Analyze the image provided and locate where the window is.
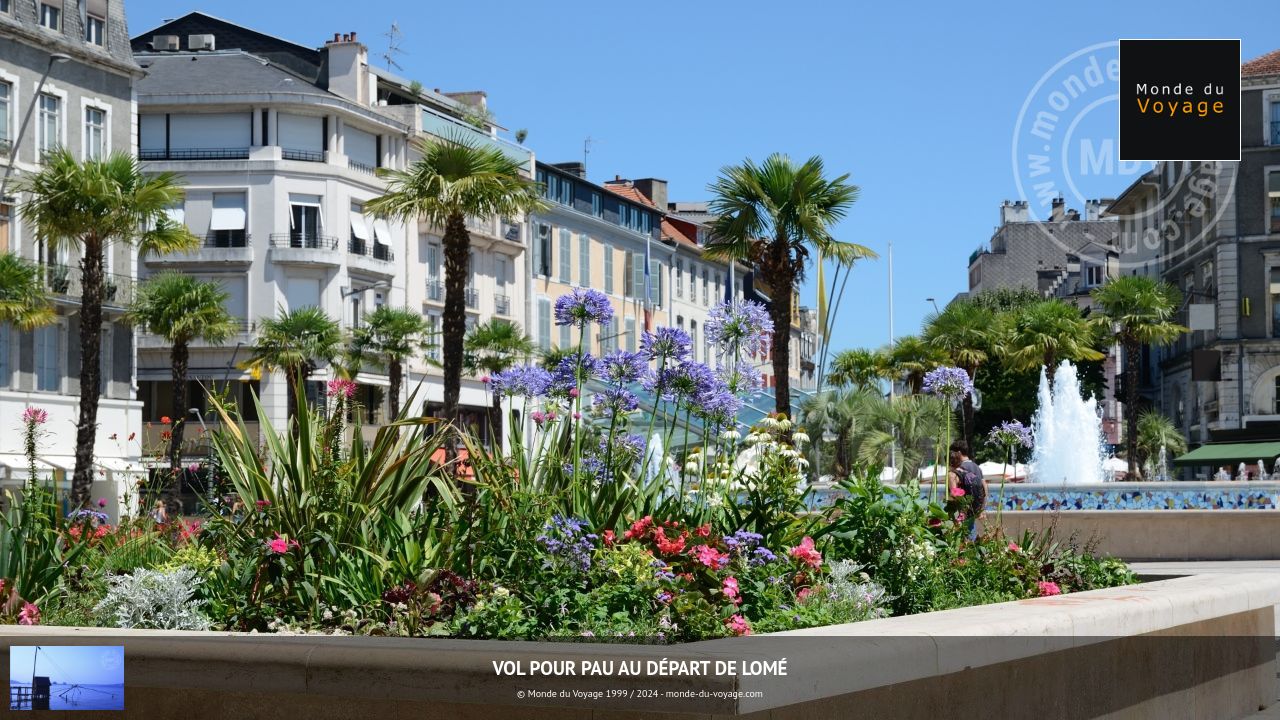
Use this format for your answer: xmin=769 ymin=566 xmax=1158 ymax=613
xmin=99 ymin=327 xmax=110 ymax=396
xmin=0 ymin=0 xmax=9 ymax=13
xmin=543 ymin=173 xmax=573 ymax=206
xmin=675 ymin=259 xmax=683 ymax=298
xmin=289 ymin=196 xmax=323 ymax=246
xmin=211 ymin=193 xmax=247 ymax=247
xmin=495 ymin=256 xmax=508 ymax=292
xmin=1274 ymin=376 xmax=1280 ymax=415
xmin=582 ymin=323 xmax=591 ymax=353
xmin=1271 ymin=268 xmax=1280 ymax=338
xmin=626 ymin=251 xmax=645 ymax=299
xmin=648 ymin=260 xmax=663 ymax=307
xmin=559 ymin=320 xmax=570 ymax=349
xmin=38 ymin=94 xmax=60 ymax=155
xmin=1271 ymin=100 xmax=1280 ymax=145
xmin=1201 ymin=260 xmax=1214 ymax=291
xmin=591 ymin=191 xmax=602 ymax=218
xmin=690 ymin=320 xmax=698 ymax=362
xmin=85 ymin=10 xmax=105 ymax=46
xmin=1269 ymin=171 xmax=1280 ymax=234
xmin=0 ymin=202 xmax=9 ymax=254
xmin=558 ymin=229 xmax=571 ymax=282
xmin=715 ymin=272 xmax=721 ymax=303
xmin=537 ymin=297 xmax=551 ymax=351
xmin=1084 ymin=264 xmax=1104 ymax=287
xmin=425 ymin=313 xmax=440 ymax=361
xmin=38 ymin=1 xmax=60 ymax=30
xmin=579 ymin=234 xmax=590 ymax=286
xmin=603 ymin=244 xmax=613 ymax=294
xmin=84 ymin=106 xmax=106 ymax=159
xmin=625 ymin=317 xmax=636 ymax=352
xmin=350 ymin=295 xmax=362 ymax=330
xmin=533 ymin=224 xmax=552 ymax=277
xmin=701 ymin=268 xmax=709 ymax=305
xmin=35 ymin=324 xmax=59 ymax=391
xmin=0 ymin=81 xmax=10 ymax=149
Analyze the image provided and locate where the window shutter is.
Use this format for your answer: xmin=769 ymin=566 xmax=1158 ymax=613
xmin=604 ymin=245 xmax=613 ymax=294
xmin=559 ymin=323 xmax=570 ymax=349
xmin=625 ymin=317 xmax=636 ymax=352
xmin=582 ymin=324 xmax=591 ymax=353
xmin=559 ymin=229 xmax=571 ymax=282
xmin=633 ymin=252 xmax=645 ymax=300
xmin=650 ymin=260 xmax=663 ymax=307
xmin=579 ymin=234 xmax=590 ymax=286
xmin=538 ymin=298 xmax=550 ymax=350
xmin=623 ymin=252 xmax=633 ymax=297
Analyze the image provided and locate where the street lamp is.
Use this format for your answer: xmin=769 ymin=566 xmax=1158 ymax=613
xmin=0 ymin=52 xmax=72 ymax=202
xmin=341 ymin=279 xmax=391 ymax=299
xmin=926 ymin=297 xmax=941 ymax=314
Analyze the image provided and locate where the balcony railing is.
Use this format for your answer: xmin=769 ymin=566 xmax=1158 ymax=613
xmin=282 ymin=148 xmax=324 ymax=162
xmin=139 ymin=147 xmax=251 ymax=161
xmin=269 ymin=232 xmax=338 ymax=250
xmin=43 ymin=264 xmax=133 ymax=307
xmin=348 ymin=237 xmax=394 ymax=261
xmin=465 ymin=287 xmax=479 ymax=309
xmin=502 ymin=219 xmax=522 ymax=243
xmin=494 ymin=293 xmax=510 ymax=316
xmin=204 ymin=231 xmax=249 ymax=248
xmin=348 ymin=158 xmax=375 ymax=175
xmin=426 ymin=279 xmax=443 ymax=302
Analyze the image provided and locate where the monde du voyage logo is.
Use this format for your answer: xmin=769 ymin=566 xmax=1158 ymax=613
xmin=1119 ymin=39 xmax=1241 ymax=161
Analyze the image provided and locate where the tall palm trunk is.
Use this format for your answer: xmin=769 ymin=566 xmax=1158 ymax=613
xmin=441 ymin=212 xmax=471 ymax=456
xmin=489 ymin=393 xmax=502 ymax=450
xmin=1044 ymin=350 xmax=1058 ymax=387
xmin=71 ymin=243 xmax=104 ymax=509
xmin=167 ymin=341 xmax=189 ymax=512
xmin=388 ymin=357 xmax=402 ymax=419
xmin=284 ymin=367 xmax=298 ymax=422
xmin=1123 ymin=337 xmax=1141 ymax=479
xmin=765 ymin=253 xmax=793 ymax=418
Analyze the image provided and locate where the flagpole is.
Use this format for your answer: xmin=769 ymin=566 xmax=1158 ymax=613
xmin=888 ymin=242 xmax=897 ymax=473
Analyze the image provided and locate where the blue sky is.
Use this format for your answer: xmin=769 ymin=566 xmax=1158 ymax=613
xmin=126 ymin=1 xmax=1277 ymax=353
xmin=9 ymin=645 xmax=124 ymax=685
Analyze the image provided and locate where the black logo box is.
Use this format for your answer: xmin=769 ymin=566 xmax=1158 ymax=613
xmin=1119 ymin=39 xmax=1240 ymax=162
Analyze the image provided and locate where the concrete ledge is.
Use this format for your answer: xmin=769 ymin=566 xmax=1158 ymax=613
xmin=986 ymin=510 xmax=1280 ymax=560
xmin=3 ymin=574 xmax=1279 ymax=718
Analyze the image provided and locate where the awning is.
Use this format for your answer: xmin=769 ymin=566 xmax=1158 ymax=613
xmin=1174 ymin=441 xmax=1280 ymax=466
xmin=0 ymin=454 xmax=53 ymax=472
xmin=95 ymin=457 xmax=144 ymax=474
xmin=349 ymin=211 xmax=370 ymax=240
xmin=373 ymin=219 xmax=393 ymax=245
xmin=210 ymin=195 xmax=247 ymax=231
xmin=40 ymin=456 xmax=77 ymax=472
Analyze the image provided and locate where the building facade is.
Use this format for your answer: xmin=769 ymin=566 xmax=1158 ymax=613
xmin=1109 ymin=50 xmax=1280 ymax=469
xmin=130 ymin=13 xmax=529 ymax=459
xmin=0 ymin=0 xmax=144 ymax=506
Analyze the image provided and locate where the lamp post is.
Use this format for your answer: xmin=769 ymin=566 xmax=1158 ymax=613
xmin=926 ymin=297 xmax=940 ymax=314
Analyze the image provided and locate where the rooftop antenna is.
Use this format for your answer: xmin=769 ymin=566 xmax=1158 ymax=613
xmin=381 ymin=22 xmax=404 ymax=72
xmin=583 ymin=135 xmax=599 ymax=167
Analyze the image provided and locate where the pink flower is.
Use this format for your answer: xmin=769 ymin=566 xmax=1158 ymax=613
xmin=724 ymin=614 xmax=751 ymax=636
xmin=17 ymin=602 xmax=40 ymax=626
xmin=160 ymin=415 xmax=172 ymax=425
xmin=950 ymin=486 xmax=966 ymax=497
xmin=722 ymin=577 xmax=741 ymax=605
xmin=569 ymin=388 xmax=580 ymax=398
xmin=481 ymin=375 xmax=491 ymax=384
xmin=326 ymin=378 xmax=357 ymax=399
xmin=693 ymin=544 xmax=729 ymax=568
xmin=955 ymin=512 xmax=966 ymax=523
xmin=572 ymin=412 xmax=581 ymax=420
xmin=255 ymin=499 xmax=271 ymax=509
xmin=1037 ymin=581 xmax=1061 ymax=597
xmin=1008 ymin=542 xmax=1021 ymax=552
xmin=97 ymin=498 xmax=107 ymax=508
xmin=267 ymin=532 xmax=299 ymax=555
xmin=789 ymin=537 xmax=823 ymax=570
xmin=187 ymin=463 xmax=200 ymax=474
xmin=797 ymin=587 xmax=813 ymax=603
xmin=22 ymin=407 xmax=48 ymax=425
xmin=531 ymin=410 xmax=547 ymax=425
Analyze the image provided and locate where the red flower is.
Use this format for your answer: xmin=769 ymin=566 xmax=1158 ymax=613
xmin=694 ymin=524 xmax=712 ymax=538
xmin=624 ymin=516 xmax=653 ymax=541
xmin=693 ymin=544 xmax=728 ymax=568
xmin=928 ymin=518 xmax=942 ymax=527
xmin=1008 ymin=542 xmax=1021 ymax=552
xmin=127 ymin=432 xmax=136 ymax=441
xmin=1037 ymin=581 xmax=1062 ymax=597
xmin=602 ymin=530 xmax=616 ymax=547
xmin=653 ymin=527 xmax=686 ymax=555
xmin=161 ymin=416 xmax=171 ymax=425
xmin=950 ymin=486 xmax=966 ymax=497
xmin=267 ymin=532 xmax=300 ymax=555
xmin=788 ymin=537 xmax=823 ymax=570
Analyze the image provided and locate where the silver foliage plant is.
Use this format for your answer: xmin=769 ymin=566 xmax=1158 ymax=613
xmin=825 ymin=559 xmax=892 ymax=619
xmin=93 ymin=566 xmax=212 ymax=631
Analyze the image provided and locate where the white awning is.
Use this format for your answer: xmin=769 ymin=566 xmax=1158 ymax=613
xmin=95 ymin=457 xmax=144 ymax=474
xmin=40 ymin=456 xmax=77 ymax=472
xmin=353 ymin=371 xmax=390 ymax=388
xmin=350 ymin=211 xmax=370 ymax=240
xmin=373 ymin=219 xmax=393 ymax=245
xmin=0 ymin=454 xmax=53 ymax=471
xmin=210 ymin=194 xmax=247 ymax=231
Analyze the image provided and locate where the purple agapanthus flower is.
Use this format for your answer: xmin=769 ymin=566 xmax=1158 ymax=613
xmin=640 ymin=327 xmax=692 ymax=365
xmin=551 ymin=354 xmax=601 ymax=396
xmin=554 ymin=288 xmax=614 ymax=328
xmin=599 ymin=350 xmax=648 ymax=385
xmin=716 ymin=363 xmax=763 ymax=398
xmin=922 ymin=365 xmax=974 ymax=401
xmin=646 ymin=360 xmax=717 ymax=403
xmin=705 ymin=300 xmax=773 ymax=358
xmin=592 ymin=386 xmax=639 ymax=416
xmin=693 ymin=385 xmax=742 ymax=430
xmin=989 ymin=420 xmax=1033 ymax=449
xmin=611 ymin=433 xmax=646 ymax=463
xmin=489 ymin=365 xmax=553 ymax=399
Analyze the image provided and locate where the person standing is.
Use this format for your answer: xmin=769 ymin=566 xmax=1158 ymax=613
xmin=947 ymin=440 xmax=987 ymax=541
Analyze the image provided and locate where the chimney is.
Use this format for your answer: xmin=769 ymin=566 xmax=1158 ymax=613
xmin=1051 ymin=197 xmax=1066 ymax=222
xmin=632 ymin=178 xmax=668 ymax=210
xmin=324 ymin=32 xmax=368 ymax=105
xmin=551 ymin=162 xmax=587 ymax=179
xmin=999 ymin=200 xmax=1029 ymax=225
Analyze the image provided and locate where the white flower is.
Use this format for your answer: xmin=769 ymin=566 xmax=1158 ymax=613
xmin=792 ymin=431 xmax=810 ymax=446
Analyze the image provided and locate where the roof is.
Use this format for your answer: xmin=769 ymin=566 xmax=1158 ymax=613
xmin=1174 ymin=441 xmax=1280 ymax=466
xmin=661 ymin=219 xmax=697 ymax=248
xmin=135 ymin=50 xmax=333 ymax=98
xmin=1243 ymin=49 xmax=1280 ymax=78
xmin=602 ymin=182 xmax=657 ymax=208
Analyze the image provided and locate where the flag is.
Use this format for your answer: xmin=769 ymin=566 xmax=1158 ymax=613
xmin=816 ymin=252 xmax=828 ymax=342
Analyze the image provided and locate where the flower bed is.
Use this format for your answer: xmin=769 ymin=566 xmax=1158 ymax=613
xmin=1 ymin=294 xmax=1133 ymax=639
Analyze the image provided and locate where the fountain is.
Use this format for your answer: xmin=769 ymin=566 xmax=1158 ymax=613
xmin=1259 ymin=459 xmax=1270 ymax=483
xmin=1028 ymin=361 xmax=1107 ymax=485
xmin=1238 ymin=462 xmax=1248 ymax=482
xmin=1154 ymin=446 xmax=1170 ymax=482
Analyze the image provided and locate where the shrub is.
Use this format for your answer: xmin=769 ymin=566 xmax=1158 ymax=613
xmin=93 ymin=567 xmax=211 ymax=630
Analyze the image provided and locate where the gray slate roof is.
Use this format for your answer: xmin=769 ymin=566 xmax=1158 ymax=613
xmin=136 ymin=50 xmax=334 ymax=99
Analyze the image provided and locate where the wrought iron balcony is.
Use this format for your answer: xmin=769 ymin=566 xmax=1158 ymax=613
xmin=426 ymin=279 xmax=443 ymax=302
xmin=465 ymin=287 xmax=479 ymax=309
xmin=269 ymin=232 xmax=338 ymax=250
xmin=204 ymin=230 xmax=249 ymax=248
xmin=348 ymin=237 xmax=394 ymax=261
xmin=139 ymin=147 xmax=251 ymax=161
xmin=348 ymin=158 xmax=375 ymax=175
xmin=281 ymin=148 xmax=324 ymax=162
xmin=494 ymin=293 xmax=510 ymax=316
xmin=42 ymin=264 xmax=134 ymax=308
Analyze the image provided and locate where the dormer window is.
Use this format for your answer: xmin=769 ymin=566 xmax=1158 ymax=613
xmin=1083 ymin=264 xmax=1104 ymax=287
xmin=39 ymin=1 xmax=61 ymax=31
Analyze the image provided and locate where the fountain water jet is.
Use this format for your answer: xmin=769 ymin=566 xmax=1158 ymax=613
xmin=1029 ymin=361 xmax=1107 ymax=484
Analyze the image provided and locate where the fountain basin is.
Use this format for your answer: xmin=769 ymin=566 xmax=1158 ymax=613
xmin=804 ymin=482 xmax=1280 ymax=512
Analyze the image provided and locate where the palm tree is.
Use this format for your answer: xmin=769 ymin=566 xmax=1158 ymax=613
xmin=0 ymin=252 xmax=53 ymax=329
xmin=351 ymin=306 xmax=431 ymax=419
xmin=1001 ymin=300 xmax=1103 ymax=386
xmin=1092 ymin=276 xmax=1187 ymax=479
xmin=127 ymin=273 xmax=236 ymax=501
xmin=1135 ymin=409 xmax=1187 ymax=475
xmin=923 ymin=299 xmax=995 ymax=443
xmin=888 ymin=335 xmax=946 ymax=394
xmin=825 ymin=348 xmax=890 ymax=391
xmin=365 ymin=134 xmax=545 ymax=433
xmin=17 ymin=150 xmax=196 ymax=508
xmin=464 ymin=318 xmax=536 ymax=447
xmin=245 ymin=307 xmax=343 ymax=422
xmin=800 ymin=387 xmax=879 ymax=480
xmin=706 ymin=153 xmax=874 ymax=416
xmin=856 ymin=393 xmax=953 ymax=482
